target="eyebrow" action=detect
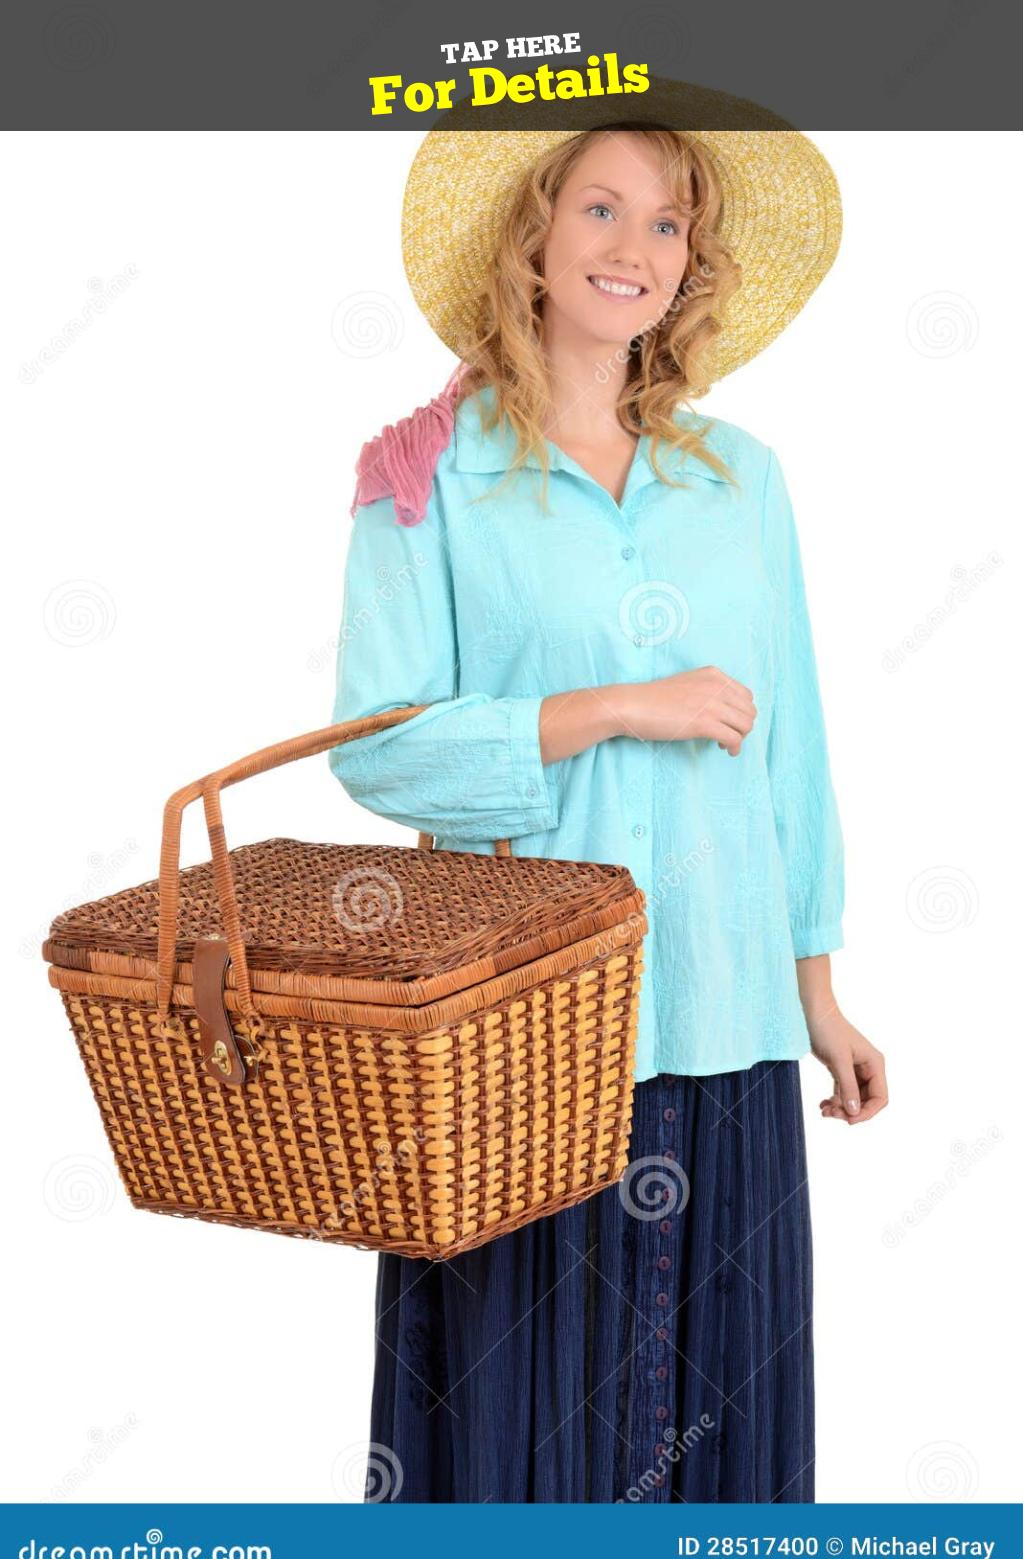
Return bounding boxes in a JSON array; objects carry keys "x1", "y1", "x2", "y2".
[{"x1": 579, "y1": 182, "x2": 691, "y2": 215}]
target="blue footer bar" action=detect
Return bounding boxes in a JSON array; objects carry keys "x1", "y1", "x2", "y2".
[{"x1": 2, "y1": 1503, "x2": 1021, "y2": 1559}]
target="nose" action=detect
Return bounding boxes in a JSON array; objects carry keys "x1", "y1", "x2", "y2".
[{"x1": 601, "y1": 214, "x2": 650, "y2": 270}]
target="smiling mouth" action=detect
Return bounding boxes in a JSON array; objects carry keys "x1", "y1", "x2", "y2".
[{"x1": 587, "y1": 274, "x2": 648, "y2": 299}]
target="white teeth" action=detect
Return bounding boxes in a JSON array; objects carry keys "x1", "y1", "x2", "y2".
[{"x1": 589, "y1": 275, "x2": 644, "y2": 297}]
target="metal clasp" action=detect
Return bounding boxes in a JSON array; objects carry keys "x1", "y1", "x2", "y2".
[{"x1": 210, "y1": 1039, "x2": 232, "y2": 1075}]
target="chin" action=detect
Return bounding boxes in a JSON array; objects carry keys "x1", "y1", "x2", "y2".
[
  {"x1": 545, "y1": 290, "x2": 647, "y2": 352},
  {"x1": 583, "y1": 309, "x2": 649, "y2": 351}
]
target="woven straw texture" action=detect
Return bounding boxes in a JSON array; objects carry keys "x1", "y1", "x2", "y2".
[
  {"x1": 43, "y1": 709, "x2": 647, "y2": 1259},
  {"x1": 55, "y1": 935, "x2": 642, "y2": 1259},
  {"x1": 401, "y1": 81, "x2": 843, "y2": 382}
]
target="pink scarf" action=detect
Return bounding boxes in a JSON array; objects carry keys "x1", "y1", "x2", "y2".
[{"x1": 350, "y1": 362, "x2": 469, "y2": 527}]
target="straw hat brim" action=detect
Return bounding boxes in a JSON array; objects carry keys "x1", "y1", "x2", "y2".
[{"x1": 401, "y1": 77, "x2": 842, "y2": 380}]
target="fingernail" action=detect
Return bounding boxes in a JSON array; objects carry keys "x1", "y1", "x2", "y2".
[{"x1": 846, "y1": 1098, "x2": 860, "y2": 1114}]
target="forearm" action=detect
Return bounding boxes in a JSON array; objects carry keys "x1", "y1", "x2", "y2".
[
  {"x1": 539, "y1": 684, "x2": 630, "y2": 764},
  {"x1": 795, "y1": 953, "x2": 838, "y2": 1026}
]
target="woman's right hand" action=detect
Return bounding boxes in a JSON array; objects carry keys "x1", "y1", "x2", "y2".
[{"x1": 610, "y1": 668, "x2": 758, "y2": 756}]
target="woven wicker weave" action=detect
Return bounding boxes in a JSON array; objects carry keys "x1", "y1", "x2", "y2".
[{"x1": 42, "y1": 706, "x2": 647, "y2": 1259}]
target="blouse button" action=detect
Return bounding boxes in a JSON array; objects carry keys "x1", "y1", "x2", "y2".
[
  {"x1": 657, "y1": 1255, "x2": 671, "y2": 1271},
  {"x1": 663, "y1": 1148, "x2": 677, "y2": 1162},
  {"x1": 655, "y1": 1291, "x2": 669, "y2": 1307},
  {"x1": 659, "y1": 1219, "x2": 673, "y2": 1236},
  {"x1": 662, "y1": 1107, "x2": 676, "y2": 1123},
  {"x1": 655, "y1": 1365, "x2": 668, "y2": 1381},
  {"x1": 632, "y1": 823, "x2": 645, "y2": 838},
  {"x1": 621, "y1": 545, "x2": 636, "y2": 561},
  {"x1": 632, "y1": 633, "x2": 645, "y2": 647},
  {"x1": 652, "y1": 1472, "x2": 665, "y2": 1487},
  {"x1": 654, "y1": 1441, "x2": 666, "y2": 1458},
  {"x1": 655, "y1": 1327, "x2": 668, "y2": 1341},
  {"x1": 525, "y1": 784, "x2": 538, "y2": 797},
  {"x1": 655, "y1": 1405, "x2": 669, "y2": 1421}
]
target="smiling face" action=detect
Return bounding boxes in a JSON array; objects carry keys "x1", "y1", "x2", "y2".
[{"x1": 540, "y1": 132, "x2": 693, "y2": 350}]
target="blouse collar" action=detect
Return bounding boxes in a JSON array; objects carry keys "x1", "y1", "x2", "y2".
[{"x1": 452, "y1": 382, "x2": 729, "y2": 489}]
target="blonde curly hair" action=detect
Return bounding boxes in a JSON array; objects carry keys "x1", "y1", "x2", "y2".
[{"x1": 453, "y1": 125, "x2": 744, "y2": 514}]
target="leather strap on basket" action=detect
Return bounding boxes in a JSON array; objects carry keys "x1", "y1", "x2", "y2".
[
  {"x1": 154, "y1": 703, "x2": 514, "y2": 1074},
  {"x1": 192, "y1": 935, "x2": 247, "y2": 1087}
]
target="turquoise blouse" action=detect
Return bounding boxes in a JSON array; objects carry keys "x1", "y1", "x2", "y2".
[{"x1": 328, "y1": 384, "x2": 844, "y2": 1081}]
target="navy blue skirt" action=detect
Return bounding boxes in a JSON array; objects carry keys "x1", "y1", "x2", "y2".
[{"x1": 366, "y1": 1059, "x2": 814, "y2": 1503}]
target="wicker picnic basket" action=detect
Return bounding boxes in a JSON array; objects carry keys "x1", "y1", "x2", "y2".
[{"x1": 41, "y1": 706, "x2": 647, "y2": 1260}]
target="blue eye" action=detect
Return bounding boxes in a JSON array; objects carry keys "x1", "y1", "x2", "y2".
[{"x1": 586, "y1": 204, "x2": 681, "y2": 237}]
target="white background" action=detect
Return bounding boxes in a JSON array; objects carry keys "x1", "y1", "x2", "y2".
[{"x1": 2, "y1": 130, "x2": 1020, "y2": 1505}]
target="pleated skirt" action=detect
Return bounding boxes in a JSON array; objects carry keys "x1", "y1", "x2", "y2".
[{"x1": 366, "y1": 1059, "x2": 814, "y2": 1503}]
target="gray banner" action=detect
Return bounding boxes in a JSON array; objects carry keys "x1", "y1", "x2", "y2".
[{"x1": 1, "y1": 0, "x2": 1019, "y2": 129}]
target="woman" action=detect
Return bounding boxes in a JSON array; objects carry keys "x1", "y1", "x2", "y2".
[{"x1": 329, "y1": 118, "x2": 888, "y2": 1503}]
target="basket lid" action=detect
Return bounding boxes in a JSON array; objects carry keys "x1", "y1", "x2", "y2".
[{"x1": 42, "y1": 838, "x2": 644, "y2": 1007}]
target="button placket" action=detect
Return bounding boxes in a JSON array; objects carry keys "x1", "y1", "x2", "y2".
[{"x1": 644, "y1": 1080, "x2": 684, "y2": 1500}]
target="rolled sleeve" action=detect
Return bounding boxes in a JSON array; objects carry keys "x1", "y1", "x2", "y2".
[
  {"x1": 328, "y1": 494, "x2": 562, "y2": 845},
  {"x1": 508, "y1": 694, "x2": 560, "y2": 825},
  {"x1": 790, "y1": 922, "x2": 845, "y2": 960}
]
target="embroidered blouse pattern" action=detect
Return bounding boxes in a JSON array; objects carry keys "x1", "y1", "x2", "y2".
[{"x1": 329, "y1": 384, "x2": 844, "y2": 1081}]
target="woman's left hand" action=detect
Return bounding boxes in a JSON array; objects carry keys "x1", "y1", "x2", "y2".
[{"x1": 808, "y1": 1006, "x2": 889, "y2": 1125}]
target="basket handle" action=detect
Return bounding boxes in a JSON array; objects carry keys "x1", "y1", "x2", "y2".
[{"x1": 155, "y1": 705, "x2": 512, "y2": 1027}]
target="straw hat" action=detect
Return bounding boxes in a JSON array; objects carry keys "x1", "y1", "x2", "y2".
[{"x1": 400, "y1": 77, "x2": 842, "y2": 381}]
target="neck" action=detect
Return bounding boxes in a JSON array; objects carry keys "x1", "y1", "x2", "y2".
[{"x1": 539, "y1": 310, "x2": 634, "y2": 446}]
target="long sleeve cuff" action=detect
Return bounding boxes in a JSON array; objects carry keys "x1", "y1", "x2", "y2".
[
  {"x1": 508, "y1": 694, "x2": 560, "y2": 825},
  {"x1": 330, "y1": 693, "x2": 561, "y2": 844}
]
